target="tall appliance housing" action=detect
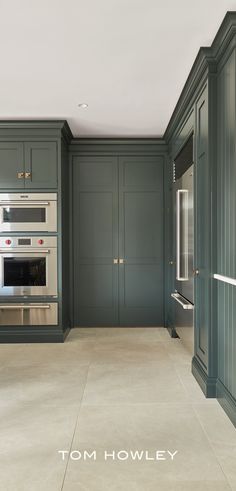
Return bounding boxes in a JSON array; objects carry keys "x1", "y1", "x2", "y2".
[{"x1": 171, "y1": 135, "x2": 194, "y2": 347}]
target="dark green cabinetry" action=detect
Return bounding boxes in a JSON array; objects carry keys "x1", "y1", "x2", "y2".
[
  {"x1": 73, "y1": 155, "x2": 119, "y2": 326},
  {"x1": 216, "y1": 42, "x2": 236, "y2": 424},
  {"x1": 0, "y1": 140, "x2": 57, "y2": 189},
  {"x1": 71, "y1": 148, "x2": 165, "y2": 327},
  {"x1": 0, "y1": 142, "x2": 24, "y2": 188},
  {"x1": 24, "y1": 142, "x2": 57, "y2": 188},
  {"x1": 118, "y1": 156, "x2": 164, "y2": 326},
  {"x1": 0, "y1": 121, "x2": 72, "y2": 343},
  {"x1": 194, "y1": 85, "x2": 209, "y2": 370}
]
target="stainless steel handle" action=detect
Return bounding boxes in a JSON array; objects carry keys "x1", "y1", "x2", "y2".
[
  {"x1": 0, "y1": 305, "x2": 50, "y2": 310},
  {"x1": 176, "y1": 189, "x2": 188, "y2": 281},
  {"x1": 171, "y1": 293, "x2": 194, "y2": 310},
  {"x1": 213, "y1": 274, "x2": 236, "y2": 286},
  {"x1": 0, "y1": 249, "x2": 50, "y2": 254},
  {"x1": 0, "y1": 201, "x2": 50, "y2": 206}
]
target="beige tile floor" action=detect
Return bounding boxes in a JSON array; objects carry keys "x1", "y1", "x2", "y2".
[{"x1": 0, "y1": 327, "x2": 236, "y2": 490}]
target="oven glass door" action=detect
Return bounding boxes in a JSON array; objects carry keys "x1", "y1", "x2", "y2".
[
  {"x1": 0, "y1": 201, "x2": 57, "y2": 232},
  {"x1": 4, "y1": 256, "x2": 46, "y2": 287},
  {"x1": 3, "y1": 206, "x2": 46, "y2": 224},
  {"x1": 0, "y1": 250, "x2": 57, "y2": 296}
]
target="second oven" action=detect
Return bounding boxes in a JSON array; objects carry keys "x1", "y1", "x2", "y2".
[
  {"x1": 0, "y1": 193, "x2": 57, "y2": 232},
  {"x1": 0, "y1": 236, "x2": 57, "y2": 297}
]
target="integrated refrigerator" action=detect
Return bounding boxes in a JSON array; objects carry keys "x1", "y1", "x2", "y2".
[{"x1": 171, "y1": 163, "x2": 194, "y2": 348}]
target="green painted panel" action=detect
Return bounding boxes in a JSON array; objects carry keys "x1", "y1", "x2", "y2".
[
  {"x1": 72, "y1": 156, "x2": 119, "y2": 326},
  {"x1": 0, "y1": 142, "x2": 24, "y2": 188},
  {"x1": 119, "y1": 156, "x2": 164, "y2": 326},
  {"x1": 79, "y1": 192, "x2": 113, "y2": 258},
  {"x1": 195, "y1": 85, "x2": 209, "y2": 368},
  {"x1": 217, "y1": 48, "x2": 236, "y2": 397},
  {"x1": 24, "y1": 141, "x2": 57, "y2": 188}
]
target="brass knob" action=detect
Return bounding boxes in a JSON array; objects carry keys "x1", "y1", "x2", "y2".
[
  {"x1": 119, "y1": 258, "x2": 124, "y2": 264},
  {"x1": 25, "y1": 172, "x2": 31, "y2": 179},
  {"x1": 17, "y1": 172, "x2": 24, "y2": 179},
  {"x1": 193, "y1": 269, "x2": 200, "y2": 276},
  {"x1": 113, "y1": 258, "x2": 118, "y2": 264},
  {"x1": 169, "y1": 261, "x2": 174, "y2": 265}
]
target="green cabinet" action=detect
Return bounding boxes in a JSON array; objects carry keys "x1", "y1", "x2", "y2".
[
  {"x1": 0, "y1": 142, "x2": 24, "y2": 188},
  {"x1": 72, "y1": 154, "x2": 164, "y2": 327},
  {"x1": 194, "y1": 84, "x2": 209, "y2": 369},
  {"x1": 0, "y1": 141, "x2": 57, "y2": 189}
]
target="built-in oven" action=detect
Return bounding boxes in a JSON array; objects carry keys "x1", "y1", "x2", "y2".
[
  {"x1": 0, "y1": 193, "x2": 57, "y2": 232},
  {"x1": 0, "y1": 236, "x2": 57, "y2": 297}
]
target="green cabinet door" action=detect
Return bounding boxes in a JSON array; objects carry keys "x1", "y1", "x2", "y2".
[
  {"x1": 118, "y1": 156, "x2": 164, "y2": 326},
  {"x1": 0, "y1": 142, "x2": 24, "y2": 188},
  {"x1": 24, "y1": 142, "x2": 57, "y2": 188},
  {"x1": 194, "y1": 85, "x2": 209, "y2": 368},
  {"x1": 72, "y1": 156, "x2": 119, "y2": 326},
  {"x1": 72, "y1": 154, "x2": 164, "y2": 327}
]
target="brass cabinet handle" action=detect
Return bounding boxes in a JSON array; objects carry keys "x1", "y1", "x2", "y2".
[
  {"x1": 25, "y1": 172, "x2": 31, "y2": 179},
  {"x1": 17, "y1": 172, "x2": 24, "y2": 179},
  {"x1": 113, "y1": 258, "x2": 118, "y2": 264},
  {"x1": 119, "y1": 258, "x2": 124, "y2": 264}
]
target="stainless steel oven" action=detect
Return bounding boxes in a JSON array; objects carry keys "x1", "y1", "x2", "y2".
[
  {"x1": 0, "y1": 303, "x2": 58, "y2": 325},
  {"x1": 0, "y1": 193, "x2": 57, "y2": 232},
  {"x1": 0, "y1": 236, "x2": 57, "y2": 297}
]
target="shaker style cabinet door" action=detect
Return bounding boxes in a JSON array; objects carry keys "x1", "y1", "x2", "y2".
[
  {"x1": 72, "y1": 156, "x2": 119, "y2": 327},
  {"x1": 118, "y1": 156, "x2": 164, "y2": 326},
  {"x1": 0, "y1": 142, "x2": 24, "y2": 188},
  {"x1": 24, "y1": 142, "x2": 57, "y2": 189}
]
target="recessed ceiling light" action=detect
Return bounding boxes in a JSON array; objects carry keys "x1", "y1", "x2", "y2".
[{"x1": 78, "y1": 103, "x2": 88, "y2": 108}]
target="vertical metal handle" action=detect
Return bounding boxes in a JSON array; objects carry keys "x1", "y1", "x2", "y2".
[{"x1": 176, "y1": 189, "x2": 188, "y2": 281}]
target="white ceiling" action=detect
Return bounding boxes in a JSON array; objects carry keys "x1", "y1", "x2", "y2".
[{"x1": 1, "y1": 0, "x2": 236, "y2": 137}]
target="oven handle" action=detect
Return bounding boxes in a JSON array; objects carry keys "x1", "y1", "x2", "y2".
[
  {"x1": 0, "y1": 249, "x2": 51, "y2": 254},
  {"x1": 0, "y1": 305, "x2": 51, "y2": 310},
  {"x1": 0, "y1": 201, "x2": 50, "y2": 206}
]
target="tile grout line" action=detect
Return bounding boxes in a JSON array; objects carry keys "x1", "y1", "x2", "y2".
[
  {"x1": 60, "y1": 331, "x2": 96, "y2": 491},
  {"x1": 192, "y1": 404, "x2": 234, "y2": 490}
]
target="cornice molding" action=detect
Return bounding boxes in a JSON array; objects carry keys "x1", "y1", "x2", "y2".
[
  {"x1": 164, "y1": 11, "x2": 236, "y2": 143},
  {"x1": 0, "y1": 119, "x2": 73, "y2": 144},
  {"x1": 70, "y1": 138, "x2": 165, "y2": 145}
]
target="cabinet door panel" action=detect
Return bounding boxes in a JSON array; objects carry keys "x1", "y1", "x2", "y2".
[
  {"x1": 73, "y1": 156, "x2": 119, "y2": 326},
  {"x1": 119, "y1": 156, "x2": 164, "y2": 326},
  {"x1": 194, "y1": 86, "x2": 209, "y2": 368},
  {"x1": 0, "y1": 142, "x2": 24, "y2": 188},
  {"x1": 24, "y1": 142, "x2": 57, "y2": 188}
]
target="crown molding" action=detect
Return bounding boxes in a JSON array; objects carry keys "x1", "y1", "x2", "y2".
[{"x1": 164, "y1": 11, "x2": 236, "y2": 143}]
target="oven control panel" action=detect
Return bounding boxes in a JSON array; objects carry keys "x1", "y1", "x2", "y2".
[{"x1": 0, "y1": 236, "x2": 57, "y2": 248}]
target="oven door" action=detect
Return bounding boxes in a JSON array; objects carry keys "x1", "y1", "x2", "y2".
[
  {"x1": 0, "y1": 196, "x2": 57, "y2": 232},
  {"x1": 0, "y1": 249, "x2": 57, "y2": 296}
]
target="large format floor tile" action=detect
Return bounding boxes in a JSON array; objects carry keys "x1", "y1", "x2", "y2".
[
  {"x1": 82, "y1": 362, "x2": 189, "y2": 404},
  {"x1": 0, "y1": 363, "x2": 89, "y2": 406},
  {"x1": 0, "y1": 404, "x2": 78, "y2": 491},
  {"x1": 0, "y1": 327, "x2": 235, "y2": 491}
]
